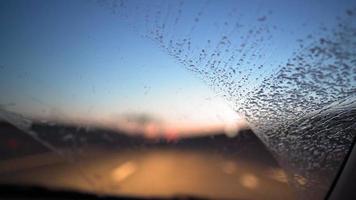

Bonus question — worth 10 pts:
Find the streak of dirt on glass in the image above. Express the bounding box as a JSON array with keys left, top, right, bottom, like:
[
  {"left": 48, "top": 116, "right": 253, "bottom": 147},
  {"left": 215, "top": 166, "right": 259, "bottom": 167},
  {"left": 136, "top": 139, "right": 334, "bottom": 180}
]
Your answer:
[{"left": 0, "top": 107, "right": 102, "bottom": 192}]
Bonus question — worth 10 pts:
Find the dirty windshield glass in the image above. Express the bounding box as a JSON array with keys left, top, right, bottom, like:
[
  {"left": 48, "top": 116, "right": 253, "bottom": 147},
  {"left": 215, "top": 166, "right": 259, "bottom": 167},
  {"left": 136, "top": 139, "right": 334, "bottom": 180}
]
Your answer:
[{"left": 0, "top": 0, "right": 355, "bottom": 200}]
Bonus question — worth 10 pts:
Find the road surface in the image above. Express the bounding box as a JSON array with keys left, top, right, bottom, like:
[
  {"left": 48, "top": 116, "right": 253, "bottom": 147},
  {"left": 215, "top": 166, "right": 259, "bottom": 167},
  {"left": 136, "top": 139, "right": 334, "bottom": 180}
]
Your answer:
[{"left": 0, "top": 148, "right": 294, "bottom": 200}]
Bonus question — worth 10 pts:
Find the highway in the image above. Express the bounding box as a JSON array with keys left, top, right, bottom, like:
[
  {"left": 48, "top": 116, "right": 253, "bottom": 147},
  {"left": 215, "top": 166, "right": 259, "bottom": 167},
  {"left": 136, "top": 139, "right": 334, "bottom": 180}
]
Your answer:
[{"left": 0, "top": 148, "right": 295, "bottom": 200}]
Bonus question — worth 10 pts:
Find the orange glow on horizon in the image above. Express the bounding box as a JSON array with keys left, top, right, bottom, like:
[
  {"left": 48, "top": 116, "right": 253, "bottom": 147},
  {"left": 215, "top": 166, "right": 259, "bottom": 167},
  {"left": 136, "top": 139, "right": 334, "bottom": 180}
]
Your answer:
[
  {"left": 109, "top": 117, "right": 249, "bottom": 138},
  {"left": 144, "top": 123, "right": 160, "bottom": 139},
  {"left": 54, "top": 104, "right": 250, "bottom": 138}
]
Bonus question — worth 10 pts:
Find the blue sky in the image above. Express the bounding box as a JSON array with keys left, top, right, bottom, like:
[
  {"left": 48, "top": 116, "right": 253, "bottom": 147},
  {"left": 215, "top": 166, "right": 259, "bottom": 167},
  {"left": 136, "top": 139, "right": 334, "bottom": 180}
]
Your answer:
[{"left": 0, "top": 0, "right": 354, "bottom": 133}]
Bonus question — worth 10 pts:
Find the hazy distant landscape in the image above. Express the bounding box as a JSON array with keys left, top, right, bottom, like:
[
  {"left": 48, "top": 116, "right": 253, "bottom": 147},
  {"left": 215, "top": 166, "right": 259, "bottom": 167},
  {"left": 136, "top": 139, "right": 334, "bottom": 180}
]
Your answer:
[{"left": 0, "top": 121, "right": 272, "bottom": 162}]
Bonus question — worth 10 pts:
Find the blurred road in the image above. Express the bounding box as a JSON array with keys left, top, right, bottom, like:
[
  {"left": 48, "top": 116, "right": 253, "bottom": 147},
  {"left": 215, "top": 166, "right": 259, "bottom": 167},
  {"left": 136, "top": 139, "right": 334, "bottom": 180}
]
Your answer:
[{"left": 0, "top": 148, "right": 294, "bottom": 200}]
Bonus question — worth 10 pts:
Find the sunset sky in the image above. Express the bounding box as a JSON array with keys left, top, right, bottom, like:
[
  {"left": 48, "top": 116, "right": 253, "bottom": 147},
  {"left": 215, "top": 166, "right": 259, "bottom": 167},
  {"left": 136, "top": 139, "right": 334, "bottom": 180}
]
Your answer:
[{"left": 0, "top": 0, "right": 353, "bottom": 135}]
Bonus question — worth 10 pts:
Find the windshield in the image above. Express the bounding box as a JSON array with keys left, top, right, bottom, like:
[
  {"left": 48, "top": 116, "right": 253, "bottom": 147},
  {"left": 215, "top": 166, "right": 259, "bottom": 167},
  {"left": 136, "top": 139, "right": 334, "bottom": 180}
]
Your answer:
[{"left": 0, "top": 0, "right": 355, "bottom": 199}]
